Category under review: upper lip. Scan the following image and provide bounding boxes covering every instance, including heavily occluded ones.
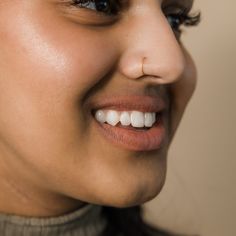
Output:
[88,95,167,113]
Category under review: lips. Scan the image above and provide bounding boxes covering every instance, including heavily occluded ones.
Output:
[89,95,168,151]
[89,95,166,113]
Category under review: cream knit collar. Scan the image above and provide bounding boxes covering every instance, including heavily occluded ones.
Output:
[0,204,107,236]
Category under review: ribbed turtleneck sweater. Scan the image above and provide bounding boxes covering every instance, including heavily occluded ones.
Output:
[0,204,107,236]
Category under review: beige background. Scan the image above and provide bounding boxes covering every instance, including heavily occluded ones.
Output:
[144,0,236,236]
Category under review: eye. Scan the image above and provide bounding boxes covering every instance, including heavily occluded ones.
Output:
[167,14,183,31]
[164,5,201,37]
[71,0,122,15]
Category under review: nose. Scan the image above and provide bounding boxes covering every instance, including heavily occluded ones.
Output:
[117,5,186,84]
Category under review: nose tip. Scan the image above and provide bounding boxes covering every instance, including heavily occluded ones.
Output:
[117,9,186,84]
[118,53,146,80]
[118,39,186,84]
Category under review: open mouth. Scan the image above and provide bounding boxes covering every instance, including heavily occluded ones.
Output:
[88,95,167,151]
[92,109,162,131]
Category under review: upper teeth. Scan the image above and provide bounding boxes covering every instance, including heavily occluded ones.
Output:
[95,110,156,128]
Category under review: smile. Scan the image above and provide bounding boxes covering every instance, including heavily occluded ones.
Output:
[90,96,168,151]
[95,110,157,128]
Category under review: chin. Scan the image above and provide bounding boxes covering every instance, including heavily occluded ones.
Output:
[90,168,167,208]
[104,182,165,208]
[59,142,168,210]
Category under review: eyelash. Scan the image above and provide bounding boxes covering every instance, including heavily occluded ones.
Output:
[71,0,200,32]
[71,0,122,15]
[166,10,201,34]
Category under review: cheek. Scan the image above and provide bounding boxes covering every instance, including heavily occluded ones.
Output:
[0,7,117,166]
[168,47,197,140]
[0,4,119,125]
[170,45,197,103]
[0,9,116,98]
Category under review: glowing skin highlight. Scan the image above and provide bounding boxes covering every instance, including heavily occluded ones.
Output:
[0,0,197,217]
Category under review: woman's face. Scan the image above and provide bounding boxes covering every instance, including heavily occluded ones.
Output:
[0,0,197,215]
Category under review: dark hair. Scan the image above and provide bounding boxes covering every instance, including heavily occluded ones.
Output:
[101,205,179,236]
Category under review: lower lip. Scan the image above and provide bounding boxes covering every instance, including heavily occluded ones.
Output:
[93,114,166,151]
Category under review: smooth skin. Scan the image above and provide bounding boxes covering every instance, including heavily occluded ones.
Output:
[0,0,196,217]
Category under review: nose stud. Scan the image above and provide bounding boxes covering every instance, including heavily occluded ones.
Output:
[141,57,146,76]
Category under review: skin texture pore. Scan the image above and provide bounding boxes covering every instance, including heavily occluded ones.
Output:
[0,0,196,217]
